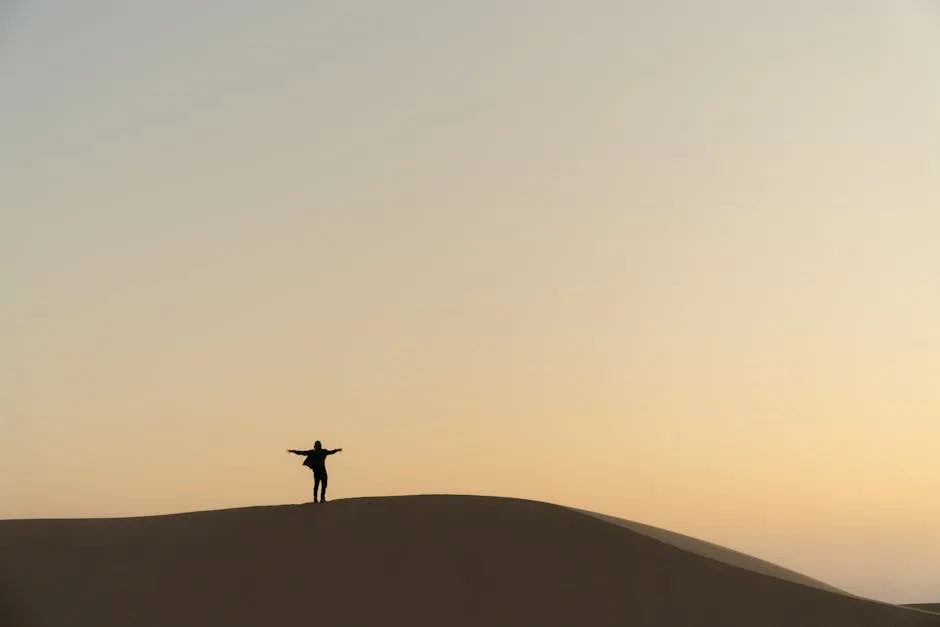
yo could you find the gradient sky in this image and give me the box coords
[2,0,939,604]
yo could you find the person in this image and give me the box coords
[287,441,342,503]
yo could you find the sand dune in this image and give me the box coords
[909,604,940,614]
[2,494,937,627]
[572,508,848,594]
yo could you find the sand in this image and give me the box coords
[2,494,938,627]
[909,605,940,614]
[572,508,849,595]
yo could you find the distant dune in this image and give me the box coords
[2,494,938,627]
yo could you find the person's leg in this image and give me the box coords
[313,474,321,503]
[320,473,328,502]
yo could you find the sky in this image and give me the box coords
[2,0,939,604]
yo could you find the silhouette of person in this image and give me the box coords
[287,441,342,503]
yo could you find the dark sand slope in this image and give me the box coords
[2,495,938,627]
[573,508,849,594]
[909,605,940,614]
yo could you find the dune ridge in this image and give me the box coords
[571,508,848,594]
[2,494,937,627]
[908,604,940,614]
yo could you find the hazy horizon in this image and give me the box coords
[2,1,939,604]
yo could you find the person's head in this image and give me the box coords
[314,440,322,450]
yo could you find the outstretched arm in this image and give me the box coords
[327,448,342,455]
[287,449,313,455]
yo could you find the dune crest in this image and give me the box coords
[570,508,847,594]
[2,494,937,627]
[908,604,940,614]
